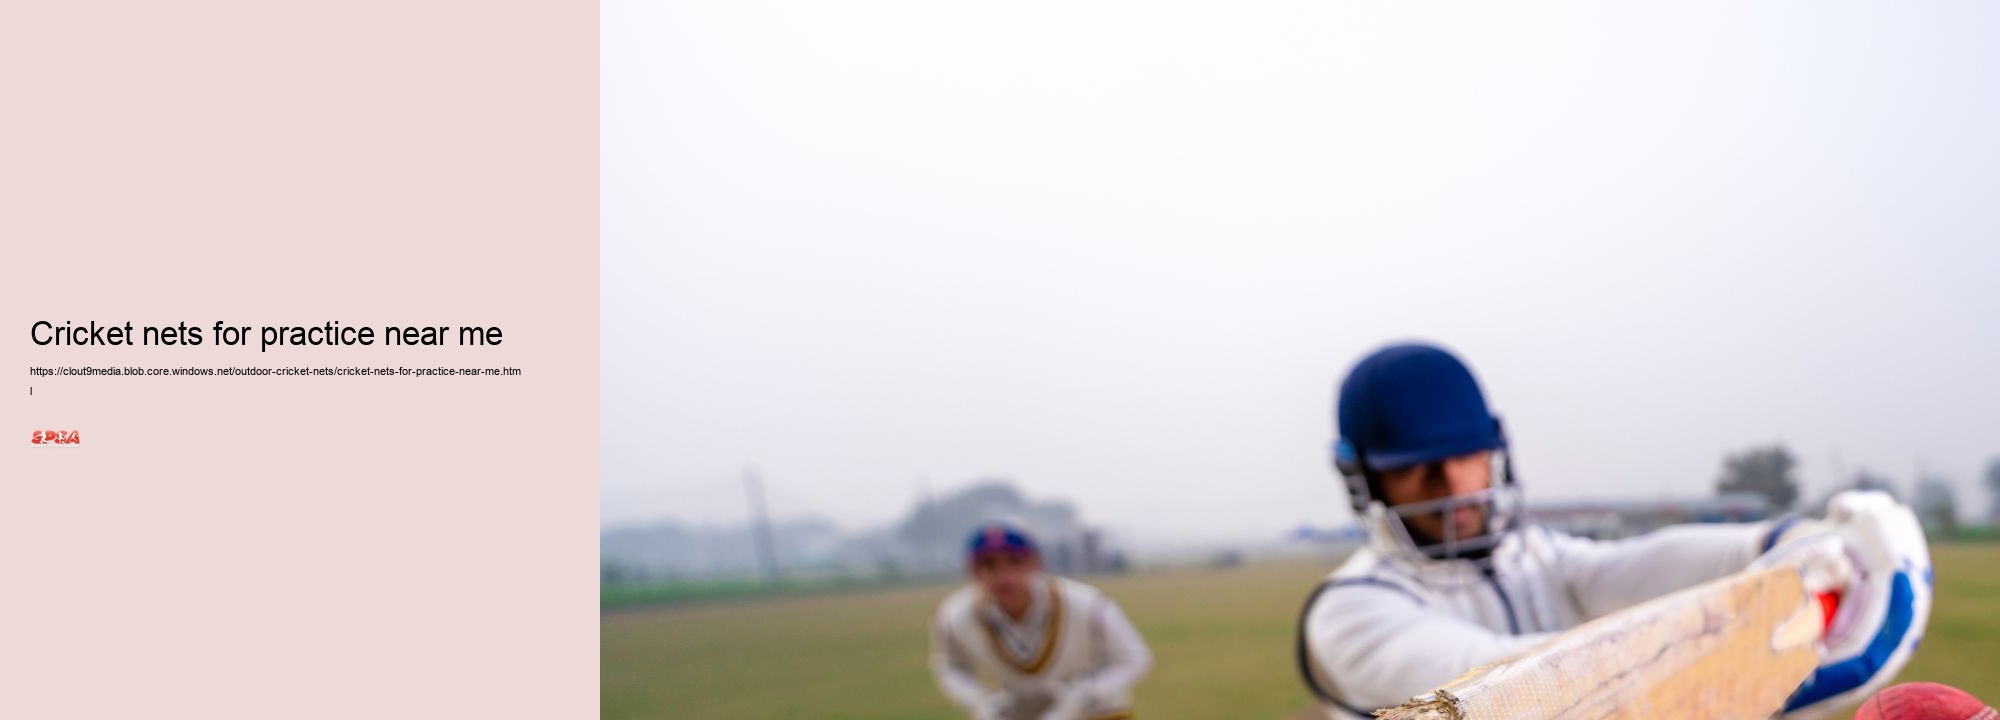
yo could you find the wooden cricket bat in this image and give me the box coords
[1374,566,1822,720]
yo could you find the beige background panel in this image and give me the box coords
[0,2,597,717]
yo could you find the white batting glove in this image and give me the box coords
[1754,530,1854,600]
[1768,490,1933,719]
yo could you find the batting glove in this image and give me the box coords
[1766,491,1933,719]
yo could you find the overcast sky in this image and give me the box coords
[602,2,2000,543]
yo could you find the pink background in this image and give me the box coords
[1,2,598,717]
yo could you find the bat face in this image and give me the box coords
[1376,567,1821,720]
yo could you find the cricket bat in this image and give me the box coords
[1374,566,1823,720]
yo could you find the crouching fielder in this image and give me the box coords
[931,522,1152,720]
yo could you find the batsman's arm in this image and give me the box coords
[1305,582,1551,711]
[1541,522,1773,619]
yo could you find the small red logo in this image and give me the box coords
[30,430,80,445]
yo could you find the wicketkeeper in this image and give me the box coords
[932,521,1153,720]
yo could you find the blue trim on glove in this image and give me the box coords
[1761,515,1803,553]
[1782,570,1916,712]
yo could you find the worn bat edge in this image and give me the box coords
[1371,566,1815,720]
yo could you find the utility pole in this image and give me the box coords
[745,465,780,586]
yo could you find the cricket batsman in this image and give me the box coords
[1298,342,1932,718]
[931,521,1153,720]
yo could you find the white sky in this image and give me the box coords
[603,1,2000,543]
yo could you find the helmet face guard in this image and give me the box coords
[1335,435,1523,565]
[1374,482,1524,564]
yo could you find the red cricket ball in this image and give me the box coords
[1854,683,1997,720]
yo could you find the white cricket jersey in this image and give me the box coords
[931,575,1152,720]
[1300,518,1781,718]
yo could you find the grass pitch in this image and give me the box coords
[603,544,2000,719]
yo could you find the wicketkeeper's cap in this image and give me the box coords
[966,521,1038,558]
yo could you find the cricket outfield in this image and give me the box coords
[602,543,2000,719]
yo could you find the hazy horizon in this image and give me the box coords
[603,1,2000,544]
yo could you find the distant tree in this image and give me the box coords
[1913,477,1958,538]
[899,480,1030,547]
[1716,445,1800,512]
[1987,457,2000,524]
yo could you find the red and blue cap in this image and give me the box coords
[966,521,1038,558]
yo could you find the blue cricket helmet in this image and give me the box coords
[1335,342,1507,512]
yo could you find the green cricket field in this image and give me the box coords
[603,543,2000,719]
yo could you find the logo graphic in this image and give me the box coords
[30,430,80,445]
